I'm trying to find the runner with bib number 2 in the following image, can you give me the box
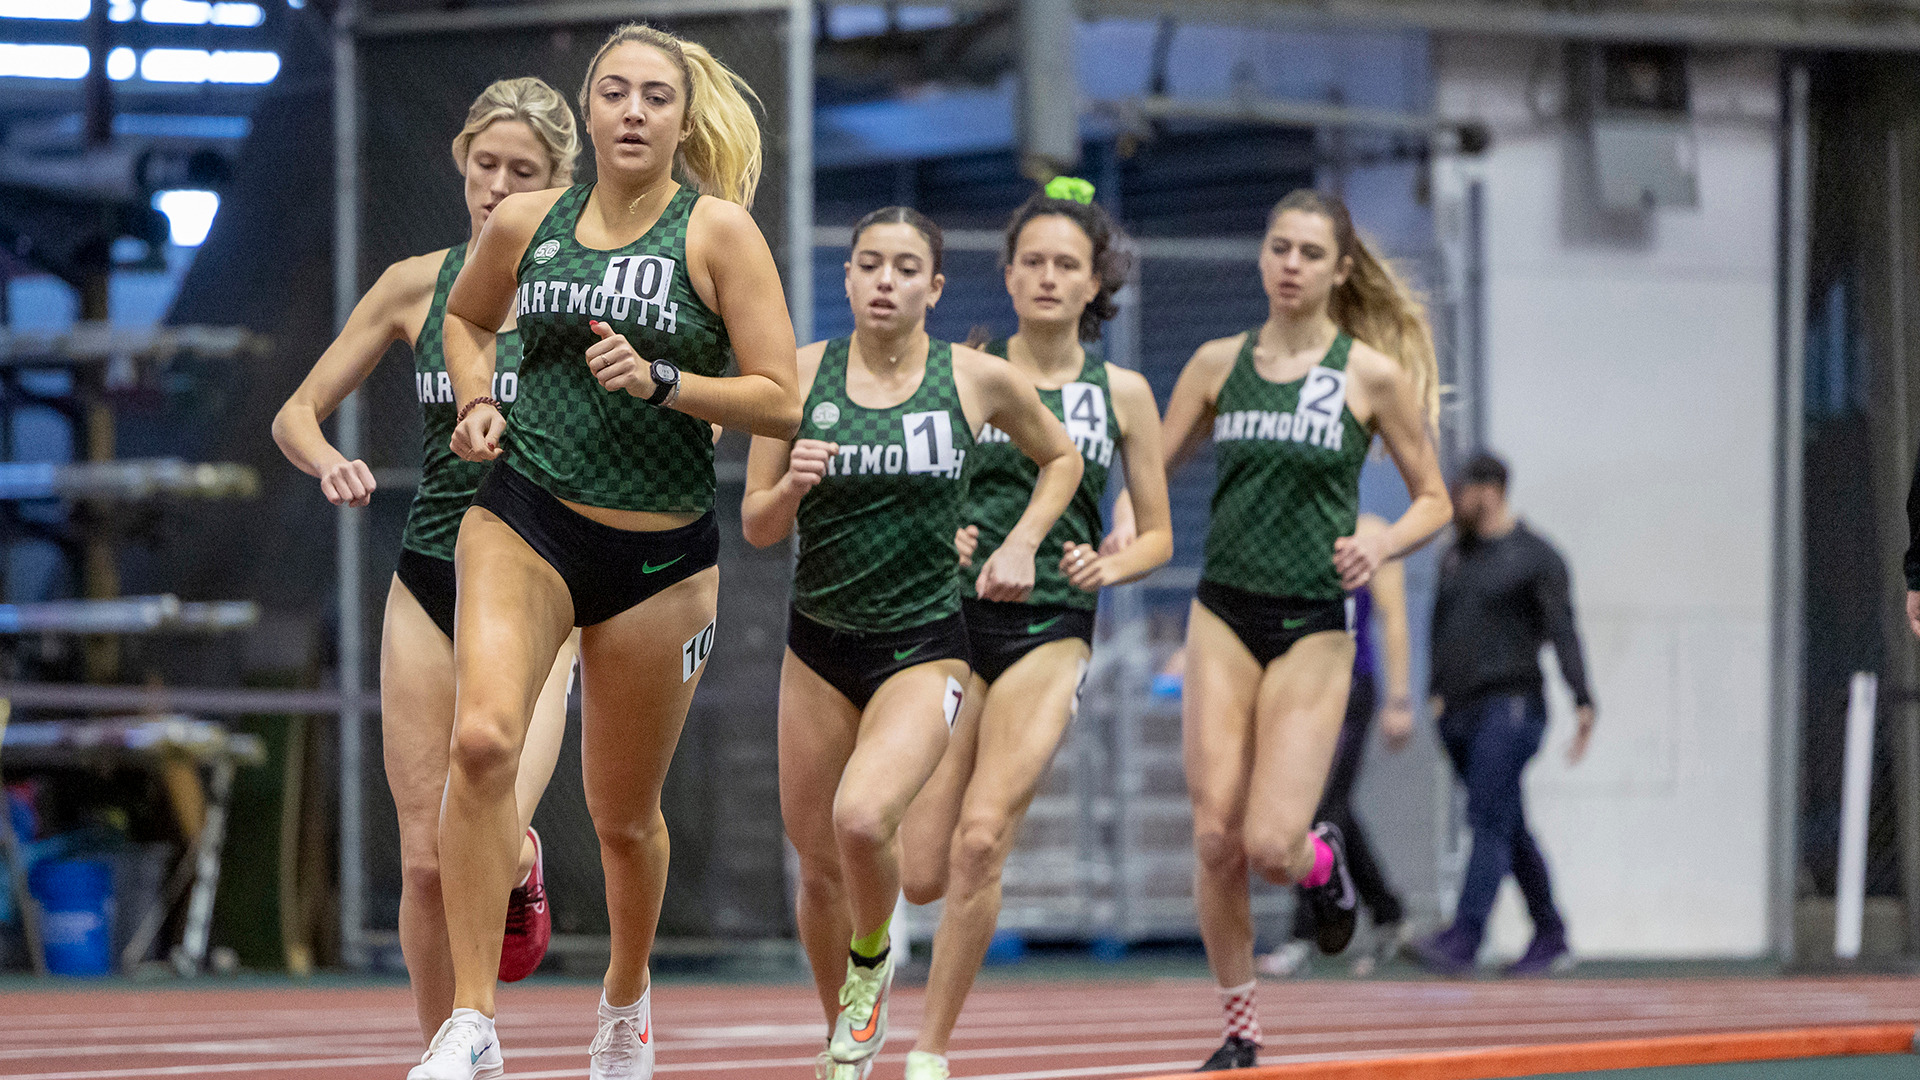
[1111,190,1450,1071]
[743,207,1080,1080]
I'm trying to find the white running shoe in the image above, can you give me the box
[589,990,655,1080]
[828,952,895,1065]
[408,1008,502,1080]
[905,1050,951,1080]
[1256,940,1312,978]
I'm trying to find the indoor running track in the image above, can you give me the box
[1,975,1918,1080]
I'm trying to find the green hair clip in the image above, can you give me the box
[1044,176,1096,204]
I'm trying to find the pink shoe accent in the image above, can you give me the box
[1300,833,1334,888]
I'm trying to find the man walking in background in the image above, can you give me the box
[1409,452,1595,978]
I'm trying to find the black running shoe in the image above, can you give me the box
[1300,822,1357,955]
[1197,1035,1258,1071]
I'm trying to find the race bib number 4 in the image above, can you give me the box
[1063,382,1107,442]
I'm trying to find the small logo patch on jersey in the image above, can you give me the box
[532,239,561,264]
[811,401,841,428]
[682,619,716,682]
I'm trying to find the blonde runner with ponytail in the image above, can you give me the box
[577,23,764,208]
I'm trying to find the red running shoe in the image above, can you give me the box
[500,827,551,982]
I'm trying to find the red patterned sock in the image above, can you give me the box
[1218,979,1263,1046]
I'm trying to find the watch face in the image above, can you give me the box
[652,360,678,384]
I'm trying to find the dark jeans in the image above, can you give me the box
[1293,677,1406,941]
[1439,692,1564,947]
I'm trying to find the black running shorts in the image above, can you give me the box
[961,598,1094,685]
[395,547,459,640]
[473,462,718,627]
[1194,579,1352,668]
[787,606,971,711]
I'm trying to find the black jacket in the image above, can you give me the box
[1430,521,1594,709]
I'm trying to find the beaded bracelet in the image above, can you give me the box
[456,395,503,424]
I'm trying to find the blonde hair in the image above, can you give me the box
[451,76,581,186]
[1270,189,1440,430]
[579,23,764,209]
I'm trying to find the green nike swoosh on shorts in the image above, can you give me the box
[1282,616,1309,629]
[642,554,686,574]
[1027,614,1065,635]
[892,643,924,661]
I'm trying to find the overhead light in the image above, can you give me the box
[153,190,219,247]
[140,0,263,25]
[0,0,88,19]
[0,42,88,79]
[140,47,278,84]
[106,46,134,79]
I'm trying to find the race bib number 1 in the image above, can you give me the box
[904,411,958,474]
[943,676,965,730]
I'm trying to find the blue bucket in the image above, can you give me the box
[28,858,114,976]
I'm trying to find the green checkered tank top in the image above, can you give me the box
[402,242,522,561]
[505,184,730,512]
[957,340,1113,611]
[793,337,975,633]
[1202,330,1370,601]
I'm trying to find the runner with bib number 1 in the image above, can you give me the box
[893,182,1173,1080]
[742,207,1081,1080]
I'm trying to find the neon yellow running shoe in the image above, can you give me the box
[905,1050,950,1080]
[815,1047,872,1080]
[828,953,895,1064]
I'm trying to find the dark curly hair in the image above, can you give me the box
[1001,194,1133,343]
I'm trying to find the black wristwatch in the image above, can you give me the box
[645,359,681,407]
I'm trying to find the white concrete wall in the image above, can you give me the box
[1433,41,1781,957]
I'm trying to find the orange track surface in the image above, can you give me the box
[1134,1024,1918,1079]
[0,975,1915,1080]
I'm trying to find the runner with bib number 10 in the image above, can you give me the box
[742,206,1082,1080]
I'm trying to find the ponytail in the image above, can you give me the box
[1269,189,1440,431]
[580,24,765,209]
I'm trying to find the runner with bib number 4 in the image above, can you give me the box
[895,182,1173,1080]
[743,207,1081,1080]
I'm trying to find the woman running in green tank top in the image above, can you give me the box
[424,26,803,1080]
[1150,191,1451,1071]
[271,78,581,1045]
[742,207,1082,1080]
[891,184,1173,1080]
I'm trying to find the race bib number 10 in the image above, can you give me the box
[602,254,677,307]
